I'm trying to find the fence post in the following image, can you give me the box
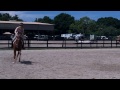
[24,39,26,48]
[103,39,104,48]
[28,39,30,48]
[77,41,78,47]
[62,39,64,48]
[111,39,112,48]
[8,40,9,48]
[90,41,91,48]
[47,39,48,48]
[81,40,82,49]
[65,38,66,49]
[11,40,12,48]
[96,40,98,48]
[116,40,117,48]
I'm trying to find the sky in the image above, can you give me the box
[0,11,120,22]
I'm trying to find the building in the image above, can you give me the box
[0,20,54,39]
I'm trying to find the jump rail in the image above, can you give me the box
[0,39,120,49]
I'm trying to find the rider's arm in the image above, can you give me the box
[14,27,18,35]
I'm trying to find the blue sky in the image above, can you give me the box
[0,11,120,22]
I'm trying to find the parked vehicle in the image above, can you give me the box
[61,34,74,39]
[34,35,48,40]
[61,33,83,40]
[96,36,108,40]
[101,36,108,40]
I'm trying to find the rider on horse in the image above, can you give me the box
[12,23,25,49]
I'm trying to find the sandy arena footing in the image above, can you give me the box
[0,48,120,79]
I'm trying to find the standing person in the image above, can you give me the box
[12,23,25,49]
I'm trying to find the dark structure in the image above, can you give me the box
[0,21,54,39]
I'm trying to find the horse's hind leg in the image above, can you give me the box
[14,49,16,60]
[13,49,16,63]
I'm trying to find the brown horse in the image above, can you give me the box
[13,34,23,63]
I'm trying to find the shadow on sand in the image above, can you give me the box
[20,60,33,65]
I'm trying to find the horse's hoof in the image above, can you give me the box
[12,62,15,64]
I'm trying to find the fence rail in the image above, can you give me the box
[0,39,120,49]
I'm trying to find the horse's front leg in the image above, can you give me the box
[13,49,16,63]
[18,51,21,62]
[16,51,21,62]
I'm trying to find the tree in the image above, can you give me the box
[87,20,97,35]
[34,18,38,22]
[34,18,43,22]
[10,14,23,21]
[11,15,19,20]
[37,18,43,22]
[0,13,11,21]
[54,13,75,34]
[0,13,23,21]
[70,16,98,36]
[69,20,81,33]
[42,16,53,24]
[103,26,118,36]
[97,17,120,29]
[34,16,53,24]
[79,16,92,35]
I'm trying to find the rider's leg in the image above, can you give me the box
[12,35,16,42]
[12,36,16,48]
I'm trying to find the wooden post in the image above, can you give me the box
[116,40,117,48]
[103,39,104,48]
[96,40,98,48]
[77,41,78,47]
[47,39,48,48]
[81,40,82,49]
[65,38,66,49]
[111,39,112,48]
[28,39,30,48]
[8,40,9,48]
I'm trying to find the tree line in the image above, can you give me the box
[0,13,23,21]
[1,12,120,37]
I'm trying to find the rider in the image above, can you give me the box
[12,23,25,49]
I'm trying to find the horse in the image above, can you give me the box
[13,34,23,63]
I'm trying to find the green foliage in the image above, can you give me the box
[97,17,120,29]
[34,16,53,24]
[70,16,98,36]
[0,13,11,21]
[69,20,81,33]
[1,12,120,37]
[53,13,75,33]
[69,16,120,37]
[0,13,23,21]
[42,16,53,23]
[36,18,43,22]
[103,26,118,36]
